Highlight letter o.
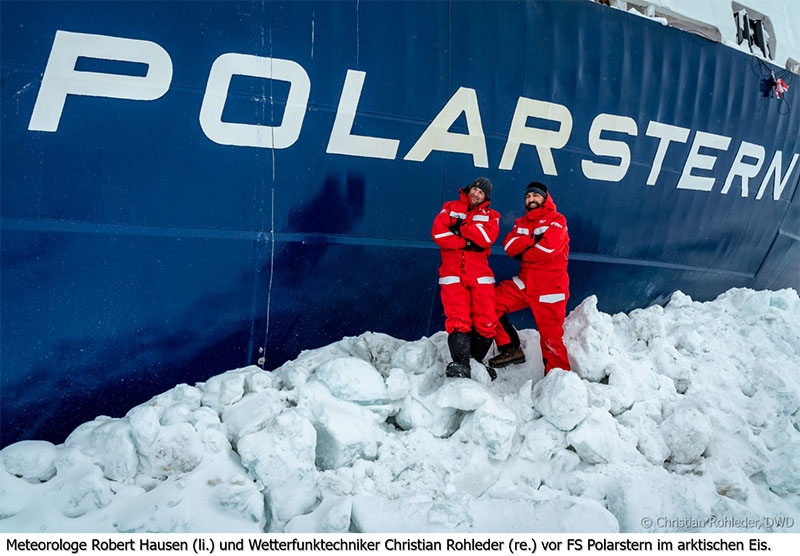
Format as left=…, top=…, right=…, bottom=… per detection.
left=199, top=53, right=310, bottom=148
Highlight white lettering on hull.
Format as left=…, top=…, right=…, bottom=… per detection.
left=677, top=131, right=732, bottom=192
left=723, top=141, right=766, bottom=197
left=581, top=113, right=638, bottom=182
left=28, top=30, right=799, bottom=202
left=757, top=151, right=799, bottom=201
left=199, top=53, right=310, bottom=149
left=644, top=121, right=691, bottom=186
left=498, top=97, right=573, bottom=174
left=326, top=70, right=400, bottom=159
left=29, top=31, right=172, bottom=132
left=404, top=87, right=488, bottom=168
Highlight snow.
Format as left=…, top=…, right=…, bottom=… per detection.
left=1, top=287, right=799, bottom=533
left=660, top=406, right=712, bottom=464
left=563, top=295, right=615, bottom=382
left=312, top=357, right=388, bottom=403
left=0, top=440, right=57, bottom=482
left=237, top=409, right=318, bottom=526
left=532, top=369, right=589, bottom=431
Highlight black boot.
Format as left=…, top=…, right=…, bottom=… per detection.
left=470, top=331, right=494, bottom=363
left=469, top=331, right=497, bottom=380
left=446, top=331, right=471, bottom=378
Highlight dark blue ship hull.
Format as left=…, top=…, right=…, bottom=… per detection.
left=1, top=1, right=798, bottom=446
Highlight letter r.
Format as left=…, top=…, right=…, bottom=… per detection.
left=498, top=97, right=573, bottom=174
left=29, top=30, right=173, bottom=132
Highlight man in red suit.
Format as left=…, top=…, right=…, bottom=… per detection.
left=431, top=177, right=501, bottom=379
left=489, top=182, right=571, bottom=373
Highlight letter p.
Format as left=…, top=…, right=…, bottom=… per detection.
left=29, top=30, right=172, bottom=132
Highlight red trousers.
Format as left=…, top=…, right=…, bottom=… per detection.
left=440, top=276, right=497, bottom=338
left=494, top=277, right=570, bottom=372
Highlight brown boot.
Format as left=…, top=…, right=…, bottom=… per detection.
left=488, top=345, right=525, bottom=368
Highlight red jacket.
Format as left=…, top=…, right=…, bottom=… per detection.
left=432, top=189, right=500, bottom=282
left=501, top=194, right=569, bottom=289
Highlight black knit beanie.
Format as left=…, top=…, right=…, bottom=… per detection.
left=525, top=181, right=547, bottom=200
left=468, top=177, right=493, bottom=200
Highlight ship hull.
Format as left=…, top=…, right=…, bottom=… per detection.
left=1, top=1, right=798, bottom=445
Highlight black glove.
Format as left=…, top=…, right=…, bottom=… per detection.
left=516, top=244, right=535, bottom=259
left=464, top=240, right=485, bottom=252
left=449, top=220, right=463, bottom=236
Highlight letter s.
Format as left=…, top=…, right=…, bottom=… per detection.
left=29, top=31, right=172, bottom=132
left=581, top=113, right=638, bottom=182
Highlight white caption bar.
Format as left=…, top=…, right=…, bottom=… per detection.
left=1, top=533, right=798, bottom=556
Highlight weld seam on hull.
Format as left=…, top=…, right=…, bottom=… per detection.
left=3, top=217, right=755, bottom=279
left=779, top=229, right=800, bottom=242
left=0, top=217, right=262, bottom=241
left=568, top=252, right=754, bottom=278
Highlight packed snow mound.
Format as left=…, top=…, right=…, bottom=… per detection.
left=1, top=288, right=799, bottom=533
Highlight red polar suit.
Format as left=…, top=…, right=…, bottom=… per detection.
left=495, top=193, right=570, bottom=372
left=432, top=189, right=501, bottom=338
